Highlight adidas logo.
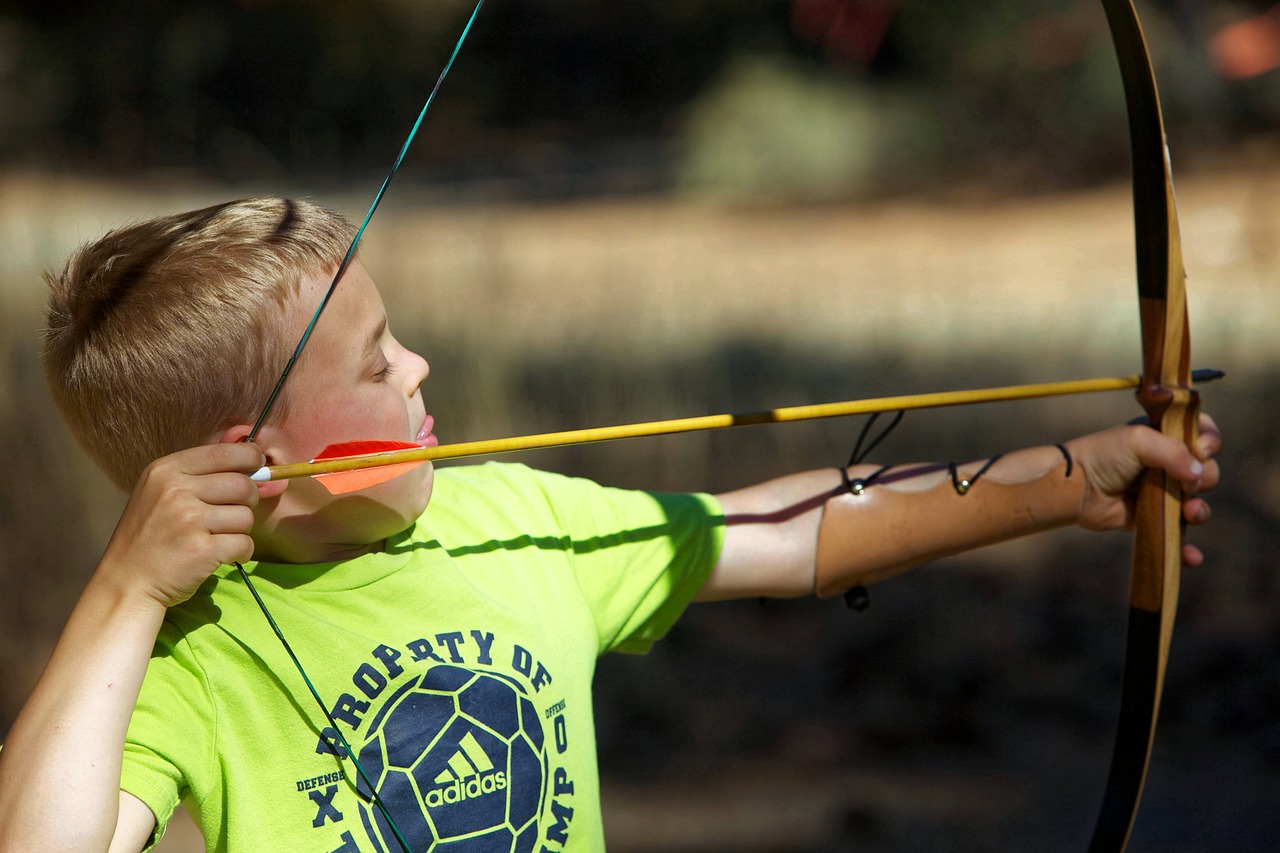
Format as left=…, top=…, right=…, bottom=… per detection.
left=425, top=732, right=508, bottom=808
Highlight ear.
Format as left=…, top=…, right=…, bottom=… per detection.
left=218, top=424, right=289, bottom=500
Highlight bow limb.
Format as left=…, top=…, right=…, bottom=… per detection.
left=1089, top=1, right=1198, bottom=850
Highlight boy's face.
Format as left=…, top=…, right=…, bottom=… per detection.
left=250, top=260, right=435, bottom=563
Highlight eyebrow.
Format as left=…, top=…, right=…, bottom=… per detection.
left=362, top=315, right=388, bottom=358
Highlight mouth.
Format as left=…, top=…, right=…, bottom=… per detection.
left=415, top=415, right=438, bottom=447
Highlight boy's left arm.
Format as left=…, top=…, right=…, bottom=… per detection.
left=700, top=418, right=1220, bottom=602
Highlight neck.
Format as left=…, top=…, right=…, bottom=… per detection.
left=249, top=536, right=385, bottom=565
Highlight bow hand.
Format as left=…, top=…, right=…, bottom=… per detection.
left=1064, top=415, right=1220, bottom=543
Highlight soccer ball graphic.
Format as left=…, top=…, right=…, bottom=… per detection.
left=356, top=665, right=549, bottom=852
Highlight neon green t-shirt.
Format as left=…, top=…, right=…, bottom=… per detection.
left=120, top=462, right=724, bottom=853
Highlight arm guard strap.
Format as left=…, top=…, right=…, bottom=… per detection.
left=814, top=455, right=1083, bottom=598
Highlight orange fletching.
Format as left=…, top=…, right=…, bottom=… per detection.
left=315, top=462, right=426, bottom=495
left=312, top=440, right=422, bottom=460
left=311, top=440, right=427, bottom=495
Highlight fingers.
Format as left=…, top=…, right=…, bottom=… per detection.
left=1181, top=543, right=1205, bottom=568
left=1130, top=423, right=1218, bottom=493
left=1194, top=412, right=1222, bottom=461
left=104, top=442, right=268, bottom=607
left=1182, top=495, right=1212, bottom=526
left=1190, top=412, right=1222, bottom=494
left=211, top=532, right=256, bottom=567
left=180, top=440, right=267, bottom=478
left=137, top=444, right=263, bottom=510
left=193, top=470, right=261, bottom=511
left=1160, top=414, right=1220, bottom=569
left=188, top=446, right=263, bottom=567
left=205, top=503, right=257, bottom=535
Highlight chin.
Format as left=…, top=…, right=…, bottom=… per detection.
left=293, top=465, right=435, bottom=553
left=374, top=462, right=434, bottom=525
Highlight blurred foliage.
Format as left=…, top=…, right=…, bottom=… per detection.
left=676, top=56, right=943, bottom=200
left=0, top=0, right=1274, bottom=198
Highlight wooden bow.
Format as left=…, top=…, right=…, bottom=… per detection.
left=1089, top=1, right=1198, bottom=849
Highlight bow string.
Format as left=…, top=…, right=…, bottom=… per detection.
left=235, top=3, right=486, bottom=851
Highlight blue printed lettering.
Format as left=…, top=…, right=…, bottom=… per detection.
left=352, top=663, right=386, bottom=700
left=330, top=694, right=369, bottom=728
left=470, top=630, right=495, bottom=665
left=297, top=771, right=345, bottom=791
left=544, top=800, right=574, bottom=845
left=531, top=661, right=552, bottom=692
left=435, top=631, right=466, bottom=663
left=511, top=645, right=553, bottom=692
left=371, top=644, right=404, bottom=678
left=554, top=714, right=568, bottom=754
left=553, top=767, right=574, bottom=797
left=309, top=785, right=343, bottom=827
left=327, top=831, right=360, bottom=853
left=315, top=728, right=349, bottom=759
left=407, top=638, right=445, bottom=664
left=512, top=645, right=532, bottom=677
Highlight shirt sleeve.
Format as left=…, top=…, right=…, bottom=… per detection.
left=120, top=620, right=217, bottom=850
left=520, top=467, right=726, bottom=655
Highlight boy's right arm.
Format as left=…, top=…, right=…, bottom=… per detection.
left=0, top=442, right=263, bottom=853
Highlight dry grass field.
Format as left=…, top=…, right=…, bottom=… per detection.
left=1, top=153, right=1277, bottom=850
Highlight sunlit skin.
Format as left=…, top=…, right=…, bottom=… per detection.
left=223, top=260, right=435, bottom=564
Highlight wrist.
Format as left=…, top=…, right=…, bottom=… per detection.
left=85, top=557, right=171, bottom=627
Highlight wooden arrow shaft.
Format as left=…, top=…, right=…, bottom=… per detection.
left=256, top=371, right=1216, bottom=483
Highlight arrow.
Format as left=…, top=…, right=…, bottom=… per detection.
left=252, top=369, right=1223, bottom=494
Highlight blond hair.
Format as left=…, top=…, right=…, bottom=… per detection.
left=43, top=197, right=357, bottom=490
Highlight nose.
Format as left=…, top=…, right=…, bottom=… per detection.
left=401, top=345, right=429, bottom=395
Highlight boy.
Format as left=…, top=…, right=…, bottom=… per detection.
left=0, top=197, right=1218, bottom=852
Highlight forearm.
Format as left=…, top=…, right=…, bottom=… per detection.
left=707, top=444, right=1083, bottom=601
left=0, top=566, right=166, bottom=852
left=815, top=444, right=1083, bottom=596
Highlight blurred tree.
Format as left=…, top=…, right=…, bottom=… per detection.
left=0, top=0, right=1272, bottom=195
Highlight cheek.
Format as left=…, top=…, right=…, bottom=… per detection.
left=298, top=387, right=407, bottom=445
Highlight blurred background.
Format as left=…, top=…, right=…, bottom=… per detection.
left=1, top=0, right=1278, bottom=850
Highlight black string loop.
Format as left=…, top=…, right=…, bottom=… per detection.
left=835, top=410, right=903, bottom=613
left=841, top=463, right=893, bottom=497
left=1055, top=443, right=1075, bottom=477
left=948, top=454, right=1003, bottom=496
left=847, top=410, right=905, bottom=468
left=840, top=409, right=904, bottom=496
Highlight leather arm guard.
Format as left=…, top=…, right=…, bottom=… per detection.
left=814, top=454, right=1084, bottom=598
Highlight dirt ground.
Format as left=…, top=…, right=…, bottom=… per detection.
left=1, top=154, right=1277, bottom=851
